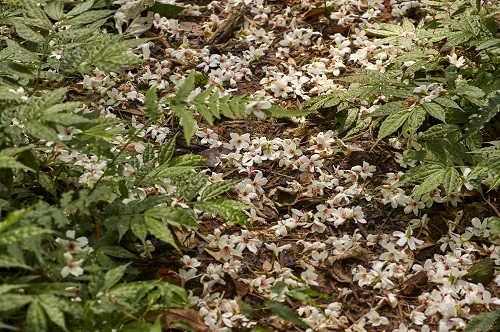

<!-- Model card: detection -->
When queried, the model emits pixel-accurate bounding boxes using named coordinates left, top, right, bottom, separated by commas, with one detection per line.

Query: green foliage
left=304, top=3, right=500, bottom=198
left=0, top=0, right=253, bottom=330
left=463, top=309, right=500, bottom=332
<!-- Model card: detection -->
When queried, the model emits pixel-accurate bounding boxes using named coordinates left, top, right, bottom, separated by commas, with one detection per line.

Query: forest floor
left=101, top=0, right=500, bottom=331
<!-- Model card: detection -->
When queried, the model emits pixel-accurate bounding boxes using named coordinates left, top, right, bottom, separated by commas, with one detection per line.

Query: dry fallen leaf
left=262, top=259, right=273, bottom=272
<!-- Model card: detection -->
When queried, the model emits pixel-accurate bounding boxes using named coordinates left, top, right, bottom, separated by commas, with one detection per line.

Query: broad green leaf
left=144, top=216, right=180, bottom=251
left=5, top=38, right=40, bottom=62
left=377, top=109, right=410, bottom=140
left=32, top=88, right=69, bottom=114
left=42, top=113, right=89, bottom=126
left=169, top=154, right=206, bottom=167
left=0, top=87, right=24, bottom=100
left=208, top=89, right=221, bottom=120
left=131, top=217, right=147, bottom=243
left=103, top=263, right=131, bottom=291
left=146, top=3, right=184, bottom=18
left=145, top=206, right=199, bottom=228
left=39, top=301, right=68, bottom=332
left=53, top=27, right=98, bottom=40
left=194, top=198, right=249, bottom=227
left=0, top=209, right=26, bottom=232
left=201, top=179, right=239, bottom=201
left=433, top=97, right=461, bottom=109
left=238, top=298, right=253, bottom=319
left=465, top=90, right=500, bottom=138
left=66, top=0, right=95, bottom=18
left=143, top=145, right=156, bottom=165
left=455, top=85, right=485, bottom=99
left=422, top=102, right=446, bottom=123
left=169, top=172, right=208, bottom=201
left=0, top=294, right=34, bottom=312
left=0, top=254, right=33, bottom=270
left=12, top=23, right=45, bottom=44
left=412, top=169, right=446, bottom=196
left=158, top=134, right=177, bottom=166
left=263, top=301, right=308, bottom=328
left=44, top=0, right=64, bottom=21
left=38, top=173, right=57, bottom=197
left=407, top=107, right=426, bottom=134
left=442, top=167, right=462, bottom=195
left=99, top=246, right=137, bottom=259
left=421, top=124, right=460, bottom=138
left=0, top=156, right=35, bottom=172
left=398, top=163, right=445, bottom=185
left=462, top=309, right=500, bottom=332
left=23, top=2, right=52, bottom=30
left=26, top=301, right=47, bottom=332
left=41, top=102, right=84, bottom=115
left=172, top=71, right=194, bottom=106
left=0, top=284, right=31, bottom=296
left=171, top=104, right=196, bottom=145
left=24, top=121, right=61, bottom=143
left=145, top=85, right=160, bottom=120
left=0, top=226, right=52, bottom=246
left=219, top=94, right=236, bottom=119
left=64, top=10, right=115, bottom=26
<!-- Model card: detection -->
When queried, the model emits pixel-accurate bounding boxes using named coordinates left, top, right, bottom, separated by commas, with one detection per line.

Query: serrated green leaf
left=433, top=97, right=461, bottom=109
left=26, top=301, right=47, bottom=332
left=145, top=86, right=160, bottom=120
left=442, top=167, right=462, bottom=195
left=146, top=3, right=184, bottom=18
left=131, top=217, right=147, bottom=243
left=421, top=124, right=460, bottom=138
left=207, top=89, right=220, bottom=120
left=24, top=121, right=61, bottom=143
left=41, top=101, right=84, bottom=115
left=143, top=145, right=155, bottom=164
left=170, top=172, right=208, bottom=201
left=158, top=134, right=177, bottom=166
left=12, top=22, right=45, bottom=44
left=144, top=216, right=180, bottom=251
left=23, top=2, right=52, bottom=30
left=145, top=206, right=199, bottom=228
left=377, top=109, right=410, bottom=140
left=462, top=309, right=500, bottom=332
left=0, top=294, right=34, bottom=312
left=455, top=85, right=485, bottom=99
left=408, top=107, right=427, bottom=134
left=66, top=0, right=95, bottom=18
left=54, top=27, right=97, bottom=41
left=398, top=163, right=445, bottom=185
left=0, top=254, right=33, bottom=270
left=37, top=173, right=57, bottom=197
left=263, top=301, right=308, bottom=328
left=42, top=113, right=89, bottom=126
left=422, top=102, right=446, bottom=123
left=39, top=300, right=68, bottom=332
left=465, top=90, right=500, bottom=138
left=0, top=226, right=52, bottom=246
left=4, top=38, right=40, bottom=62
left=64, top=10, right=115, bottom=26
left=44, top=1, right=64, bottom=21
left=0, top=209, right=26, bottom=233
left=201, top=179, right=239, bottom=201
left=194, top=199, right=249, bottom=227
left=219, top=94, right=235, bottom=119
left=103, top=263, right=131, bottom=291
left=32, top=88, right=69, bottom=114
left=264, top=105, right=313, bottom=118
left=238, top=298, right=253, bottom=318
left=170, top=104, right=196, bottom=146
left=412, top=169, right=446, bottom=196
left=169, top=154, right=206, bottom=167
left=153, top=166, right=196, bottom=178
left=0, top=156, right=35, bottom=172
left=99, top=246, right=137, bottom=259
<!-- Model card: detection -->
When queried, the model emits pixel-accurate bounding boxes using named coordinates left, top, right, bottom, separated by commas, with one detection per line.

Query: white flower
left=61, top=252, right=84, bottom=278
left=55, top=230, right=89, bottom=253
left=393, top=226, right=424, bottom=250
left=447, top=53, right=466, bottom=68
left=301, top=267, right=318, bottom=286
